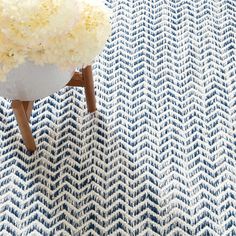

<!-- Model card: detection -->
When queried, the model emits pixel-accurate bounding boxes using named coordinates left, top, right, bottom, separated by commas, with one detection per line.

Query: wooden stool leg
left=12, top=100, right=36, bottom=152
left=22, top=101, right=34, bottom=121
left=82, top=66, right=97, bottom=113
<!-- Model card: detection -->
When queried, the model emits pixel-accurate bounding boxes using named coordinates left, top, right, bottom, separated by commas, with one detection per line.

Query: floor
left=0, top=0, right=236, bottom=235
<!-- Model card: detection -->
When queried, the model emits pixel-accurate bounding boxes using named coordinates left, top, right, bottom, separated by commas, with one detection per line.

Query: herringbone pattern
left=0, top=0, right=236, bottom=235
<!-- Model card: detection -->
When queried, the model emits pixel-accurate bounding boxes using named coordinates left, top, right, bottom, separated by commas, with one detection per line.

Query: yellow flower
left=0, top=0, right=111, bottom=81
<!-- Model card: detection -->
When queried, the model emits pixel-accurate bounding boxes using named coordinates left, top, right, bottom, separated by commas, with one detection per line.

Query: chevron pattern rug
left=0, top=0, right=236, bottom=235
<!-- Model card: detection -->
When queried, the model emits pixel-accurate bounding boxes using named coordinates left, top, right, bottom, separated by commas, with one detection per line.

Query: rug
left=0, top=0, right=236, bottom=235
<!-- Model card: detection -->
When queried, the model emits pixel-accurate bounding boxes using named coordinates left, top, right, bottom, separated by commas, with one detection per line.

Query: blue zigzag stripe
left=0, top=0, right=236, bottom=235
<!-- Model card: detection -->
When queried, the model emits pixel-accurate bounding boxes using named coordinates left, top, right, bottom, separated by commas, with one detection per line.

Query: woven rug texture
left=0, top=0, right=236, bottom=235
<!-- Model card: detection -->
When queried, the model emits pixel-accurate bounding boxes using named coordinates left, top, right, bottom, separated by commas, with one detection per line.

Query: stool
left=11, top=65, right=96, bottom=153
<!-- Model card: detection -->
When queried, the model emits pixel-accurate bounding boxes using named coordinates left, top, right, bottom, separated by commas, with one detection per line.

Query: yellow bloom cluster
left=0, top=0, right=111, bottom=81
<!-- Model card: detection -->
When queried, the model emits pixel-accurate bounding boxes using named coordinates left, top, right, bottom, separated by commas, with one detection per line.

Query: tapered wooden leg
left=82, top=66, right=97, bottom=113
left=12, top=100, right=36, bottom=152
left=22, top=101, right=34, bottom=121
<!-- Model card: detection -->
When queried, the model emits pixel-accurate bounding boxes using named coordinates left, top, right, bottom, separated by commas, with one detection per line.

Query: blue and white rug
left=0, top=0, right=236, bottom=235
